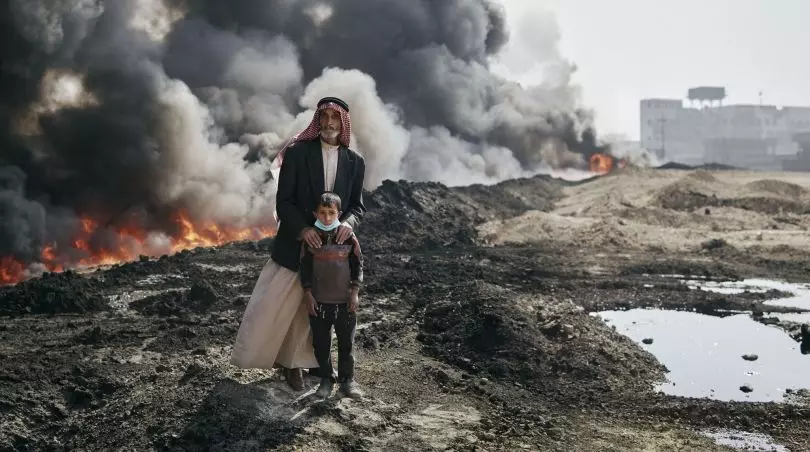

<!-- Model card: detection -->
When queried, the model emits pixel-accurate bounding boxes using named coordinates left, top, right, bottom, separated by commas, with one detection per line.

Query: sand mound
left=577, top=218, right=635, bottom=248
left=685, top=169, right=718, bottom=183
left=573, top=191, right=634, bottom=217
left=485, top=168, right=810, bottom=253
left=651, top=172, right=737, bottom=210
left=479, top=213, right=640, bottom=250
left=744, top=179, right=808, bottom=199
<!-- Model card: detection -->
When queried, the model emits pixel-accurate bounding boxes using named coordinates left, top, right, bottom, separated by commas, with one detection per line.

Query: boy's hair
left=315, top=192, right=342, bottom=211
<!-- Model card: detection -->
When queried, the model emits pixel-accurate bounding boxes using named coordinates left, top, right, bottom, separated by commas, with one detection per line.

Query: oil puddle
left=701, top=428, right=790, bottom=451
left=596, top=309, right=810, bottom=402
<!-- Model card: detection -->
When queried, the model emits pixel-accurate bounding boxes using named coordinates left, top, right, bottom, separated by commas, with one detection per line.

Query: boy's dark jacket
left=300, top=229, right=363, bottom=304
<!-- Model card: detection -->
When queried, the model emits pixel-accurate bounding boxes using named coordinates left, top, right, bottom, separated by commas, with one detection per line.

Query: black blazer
left=271, top=138, right=366, bottom=271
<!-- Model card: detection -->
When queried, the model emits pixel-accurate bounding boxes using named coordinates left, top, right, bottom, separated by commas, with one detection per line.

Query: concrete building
left=782, top=132, right=810, bottom=171
left=639, top=86, right=810, bottom=170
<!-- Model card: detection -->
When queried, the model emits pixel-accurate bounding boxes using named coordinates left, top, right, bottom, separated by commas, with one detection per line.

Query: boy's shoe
left=285, top=368, right=304, bottom=391
left=339, top=380, right=363, bottom=399
left=315, top=377, right=334, bottom=398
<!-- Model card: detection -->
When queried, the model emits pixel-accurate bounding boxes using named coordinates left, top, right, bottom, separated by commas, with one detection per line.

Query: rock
left=742, top=354, right=758, bottom=361
left=704, top=208, right=711, bottom=215
left=188, top=281, right=219, bottom=306
left=740, top=385, right=754, bottom=393
left=562, top=324, right=575, bottom=335
left=642, top=338, right=654, bottom=345
left=701, top=238, right=728, bottom=250
left=479, top=432, right=497, bottom=441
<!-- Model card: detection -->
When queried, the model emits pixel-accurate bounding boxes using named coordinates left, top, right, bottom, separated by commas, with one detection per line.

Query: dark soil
left=2, top=174, right=810, bottom=451
left=0, top=271, right=108, bottom=316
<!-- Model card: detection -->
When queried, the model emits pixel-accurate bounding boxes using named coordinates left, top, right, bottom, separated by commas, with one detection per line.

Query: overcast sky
left=495, top=0, right=810, bottom=140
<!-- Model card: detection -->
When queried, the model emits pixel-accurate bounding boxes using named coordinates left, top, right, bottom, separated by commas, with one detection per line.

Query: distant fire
left=589, top=153, right=627, bottom=175
left=0, top=211, right=275, bottom=286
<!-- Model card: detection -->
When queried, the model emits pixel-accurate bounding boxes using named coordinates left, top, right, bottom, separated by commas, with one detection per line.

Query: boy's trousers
left=309, top=302, right=357, bottom=382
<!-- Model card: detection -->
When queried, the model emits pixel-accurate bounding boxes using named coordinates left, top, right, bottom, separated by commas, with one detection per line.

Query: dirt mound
left=456, top=176, right=561, bottom=220
left=361, top=176, right=562, bottom=253
left=130, top=279, right=238, bottom=316
left=577, top=218, right=635, bottom=248
left=657, top=191, right=810, bottom=215
left=652, top=176, right=810, bottom=215
left=657, top=162, right=739, bottom=171
left=0, top=271, right=108, bottom=316
left=744, top=179, right=808, bottom=199
left=651, top=174, right=728, bottom=211
left=417, top=280, right=665, bottom=406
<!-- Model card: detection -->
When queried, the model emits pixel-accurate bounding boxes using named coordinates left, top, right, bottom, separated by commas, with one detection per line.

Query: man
left=231, top=96, right=367, bottom=391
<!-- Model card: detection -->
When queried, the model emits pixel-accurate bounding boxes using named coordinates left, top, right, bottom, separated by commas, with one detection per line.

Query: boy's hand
left=348, top=290, right=359, bottom=312
left=305, top=291, right=317, bottom=316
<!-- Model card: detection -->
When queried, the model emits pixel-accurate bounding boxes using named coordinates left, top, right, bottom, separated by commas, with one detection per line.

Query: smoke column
left=0, top=0, right=608, bottom=273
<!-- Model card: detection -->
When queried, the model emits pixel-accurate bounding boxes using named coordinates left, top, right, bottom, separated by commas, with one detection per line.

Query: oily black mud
left=2, top=174, right=810, bottom=451
left=0, top=271, right=108, bottom=316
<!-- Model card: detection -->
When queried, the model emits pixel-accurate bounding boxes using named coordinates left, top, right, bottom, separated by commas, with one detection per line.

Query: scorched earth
left=2, top=166, right=810, bottom=451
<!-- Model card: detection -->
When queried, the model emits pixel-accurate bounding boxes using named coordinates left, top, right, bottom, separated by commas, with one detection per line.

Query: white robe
left=230, top=140, right=340, bottom=369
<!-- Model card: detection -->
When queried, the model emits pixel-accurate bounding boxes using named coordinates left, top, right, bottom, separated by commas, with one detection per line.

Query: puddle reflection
left=686, top=279, right=810, bottom=311
left=596, top=309, right=810, bottom=402
left=701, top=428, right=789, bottom=452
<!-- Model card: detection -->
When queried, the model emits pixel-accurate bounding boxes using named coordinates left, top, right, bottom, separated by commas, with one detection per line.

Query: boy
left=300, top=192, right=364, bottom=399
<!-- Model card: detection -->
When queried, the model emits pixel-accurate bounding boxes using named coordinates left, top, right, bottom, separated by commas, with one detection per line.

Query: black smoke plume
left=0, top=0, right=608, bottom=278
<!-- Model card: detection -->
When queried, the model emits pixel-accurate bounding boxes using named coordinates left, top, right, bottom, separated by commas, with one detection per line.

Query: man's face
left=314, top=203, right=340, bottom=225
left=319, top=108, right=341, bottom=140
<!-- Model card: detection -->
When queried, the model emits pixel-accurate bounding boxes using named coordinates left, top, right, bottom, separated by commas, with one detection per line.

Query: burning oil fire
left=0, top=212, right=275, bottom=286
left=589, top=153, right=626, bottom=175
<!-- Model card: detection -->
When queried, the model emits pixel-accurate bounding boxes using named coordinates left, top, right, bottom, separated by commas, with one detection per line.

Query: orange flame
left=0, top=211, right=276, bottom=286
left=589, top=153, right=614, bottom=174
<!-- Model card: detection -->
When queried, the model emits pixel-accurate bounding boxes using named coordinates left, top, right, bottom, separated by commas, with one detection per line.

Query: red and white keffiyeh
left=271, top=101, right=352, bottom=170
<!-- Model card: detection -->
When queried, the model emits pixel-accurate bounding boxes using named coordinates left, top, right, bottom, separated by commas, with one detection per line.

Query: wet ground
left=2, top=173, right=810, bottom=451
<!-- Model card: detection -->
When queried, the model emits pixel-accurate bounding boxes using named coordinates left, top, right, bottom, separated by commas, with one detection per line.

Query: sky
left=495, top=0, right=810, bottom=141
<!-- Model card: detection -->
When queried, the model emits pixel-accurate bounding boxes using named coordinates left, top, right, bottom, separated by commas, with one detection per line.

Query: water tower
left=687, top=86, right=726, bottom=108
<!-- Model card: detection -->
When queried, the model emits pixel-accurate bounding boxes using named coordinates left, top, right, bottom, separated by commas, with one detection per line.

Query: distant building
left=782, top=132, right=810, bottom=171
left=639, top=86, right=810, bottom=170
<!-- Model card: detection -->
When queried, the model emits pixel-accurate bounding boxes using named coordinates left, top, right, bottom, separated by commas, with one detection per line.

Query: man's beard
left=320, top=129, right=339, bottom=141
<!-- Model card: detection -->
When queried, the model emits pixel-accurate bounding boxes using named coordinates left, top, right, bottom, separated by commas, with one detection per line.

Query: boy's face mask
left=314, top=218, right=341, bottom=231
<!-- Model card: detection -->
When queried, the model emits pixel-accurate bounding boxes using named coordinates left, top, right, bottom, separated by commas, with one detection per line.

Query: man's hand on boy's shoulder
left=300, top=227, right=322, bottom=249
left=336, top=222, right=354, bottom=244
